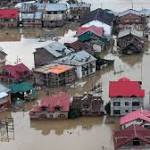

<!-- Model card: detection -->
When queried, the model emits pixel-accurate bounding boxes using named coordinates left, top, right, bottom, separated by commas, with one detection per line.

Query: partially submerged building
left=0, top=9, right=19, bottom=27
left=34, top=42, right=72, bottom=67
left=0, top=63, right=31, bottom=82
left=0, top=84, right=11, bottom=112
left=117, top=29, right=145, bottom=54
left=33, top=64, right=75, bottom=87
left=120, top=109, right=150, bottom=129
left=43, top=3, right=68, bottom=28
left=113, top=125, right=150, bottom=150
left=109, top=77, right=145, bottom=116
left=29, top=92, right=70, bottom=119
left=56, top=50, right=97, bottom=79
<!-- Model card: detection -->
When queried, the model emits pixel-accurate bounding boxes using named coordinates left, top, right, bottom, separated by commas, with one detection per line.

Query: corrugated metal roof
left=56, top=50, right=97, bottom=66
left=118, top=9, right=141, bottom=17
left=21, top=12, right=42, bottom=19
left=118, top=29, right=144, bottom=38
left=38, top=42, right=72, bottom=58
left=45, top=3, right=68, bottom=12
left=0, top=84, right=10, bottom=93
left=69, top=2, right=91, bottom=8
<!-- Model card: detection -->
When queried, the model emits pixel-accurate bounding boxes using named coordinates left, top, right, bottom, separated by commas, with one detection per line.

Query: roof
left=81, top=8, right=115, bottom=26
left=0, top=9, right=18, bottom=19
left=9, top=82, right=33, bottom=93
left=69, top=2, right=91, bottom=8
left=34, top=64, right=73, bottom=74
left=31, top=92, right=70, bottom=112
left=36, top=42, right=72, bottom=58
left=113, top=125, right=150, bottom=149
left=118, top=9, right=141, bottom=17
left=0, top=84, right=10, bottom=93
left=120, top=109, right=150, bottom=125
left=118, top=29, right=144, bottom=39
left=109, top=77, right=145, bottom=98
left=76, top=25, right=104, bottom=37
left=45, top=3, right=68, bottom=12
left=56, top=50, right=97, bottom=66
left=64, top=40, right=91, bottom=51
left=0, top=92, right=8, bottom=99
left=0, top=47, right=7, bottom=56
left=140, top=9, right=150, bottom=16
left=2, top=63, right=30, bottom=80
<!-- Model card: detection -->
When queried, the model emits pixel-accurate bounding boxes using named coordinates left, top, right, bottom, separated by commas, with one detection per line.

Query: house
left=9, top=81, right=36, bottom=101
left=81, top=8, right=115, bottom=36
left=120, top=109, right=150, bottom=129
left=0, top=84, right=11, bottom=112
left=68, top=2, right=91, bottom=20
left=56, top=50, right=97, bottom=79
left=109, top=77, right=145, bottom=116
left=34, top=42, right=73, bottom=67
left=43, top=3, right=68, bottom=28
left=0, top=63, right=31, bottom=82
left=33, top=64, right=75, bottom=87
left=71, top=93, right=103, bottom=117
left=113, top=125, right=150, bottom=150
left=29, top=92, right=70, bottom=119
left=0, top=9, right=19, bottom=27
left=117, top=29, right=145, bottom=54
left=0, top=47, right=7, bottom=67
left=21, top=12, right=42, bottom=27
left=116, top=9, right=145, bottom=31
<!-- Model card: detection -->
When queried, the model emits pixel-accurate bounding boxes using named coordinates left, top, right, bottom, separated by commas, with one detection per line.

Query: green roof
left=10, top=82, right=33, bottom=93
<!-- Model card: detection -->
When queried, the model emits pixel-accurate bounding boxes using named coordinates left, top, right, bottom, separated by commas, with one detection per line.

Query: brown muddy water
left=0, top=1, right=150, bottom=150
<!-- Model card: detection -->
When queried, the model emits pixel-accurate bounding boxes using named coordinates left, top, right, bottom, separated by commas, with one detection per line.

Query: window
left=55, top=106, right=61, bottom=111
left=125, top=110, right=129, bottom=113
left=113, top=102, right=120, bottom=106
left=133, top=138, right=140, bottom=146
left=125, top=102, right=129, bottom=106
left=113, top=110, right=120, bottom=115
left=132, top=102, right=140, bottom=106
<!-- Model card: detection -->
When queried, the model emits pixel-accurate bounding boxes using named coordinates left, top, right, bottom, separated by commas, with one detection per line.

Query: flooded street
left=0, top=0, right=150, bottom=150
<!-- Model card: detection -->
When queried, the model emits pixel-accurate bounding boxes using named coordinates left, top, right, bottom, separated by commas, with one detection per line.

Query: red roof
left=120, top=109, right=150, bottom=125
left=113, top=125, right=150, bottom=149
left=0, top=9, right=18, bottom=19
left=109, top=77, right=145, bottom=98
left=1, top=63, right=30, bottom=80
left=31, top=92, right=70, bottom=113
left=76, top=25, right=104, bottom=37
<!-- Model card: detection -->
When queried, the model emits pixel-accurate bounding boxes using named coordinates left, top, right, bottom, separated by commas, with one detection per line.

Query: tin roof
left=0, top=9, right=18, bottom=19
left=120, top=109, right=150, bottom=125
left=56, top=50, right=96, bottom=66
left=34, top=64, right=73, bottom=74
left=113, top=125, right=150, bottom=149
left=0, top=84, right=10, bottom=93
left=118, top=29, right=144, bottom=38
left=21, top=12, right=42, bottom=19
left=69, top=2, right=91, bottom=8
left=45, top=3, right=68, bottom=11
left=118, top=9, right=141, bottom=17
left=36, top=42, right=72, bottom=58
left=76, top=25, right=104, bottom=37
left=109, top=77, right=145, bottom=98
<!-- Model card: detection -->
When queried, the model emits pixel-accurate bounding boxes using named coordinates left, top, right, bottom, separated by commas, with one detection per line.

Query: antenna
left=131, top=0, right=133, bottom=9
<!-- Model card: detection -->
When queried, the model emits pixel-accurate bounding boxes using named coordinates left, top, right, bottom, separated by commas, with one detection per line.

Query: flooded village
left=0, top=0, right=150, bottom=150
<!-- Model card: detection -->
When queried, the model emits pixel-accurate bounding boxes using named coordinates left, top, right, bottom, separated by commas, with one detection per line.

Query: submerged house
left=109, top=77, right=145, bottom=116
left=116, top=9, right=145, bottom=31
left=0, top=47, right=7, bottom=67
left=56, top=50, right=97, bottom=79
left=113, top=125, right=150, bottom=150
left=81, top=8, right=115, bottom=36
left=0, top=63, right=31, bottom=82
left=117, top=29, right=145, bottom=54
left=43, top=3, right=68, bottom=28
left=0, top=9, right=19, bottom=27
left=34, top=42, right=72, bottom=67
left=68, top=2, right=91, bottom=20
left=71, top=93, right=103, bottom=117
left=33, top=64, right=75, bottom=87
left=0, top=84, right=11, bottom=111
left=120, top=109, right=150, bottom=129
left=29, top=92, right=70, bottom=119
left=10, top=81, right=36, bottom=101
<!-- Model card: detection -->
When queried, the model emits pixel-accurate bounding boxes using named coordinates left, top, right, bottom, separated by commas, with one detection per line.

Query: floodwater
left=0, top=0, right=150, bottom=150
